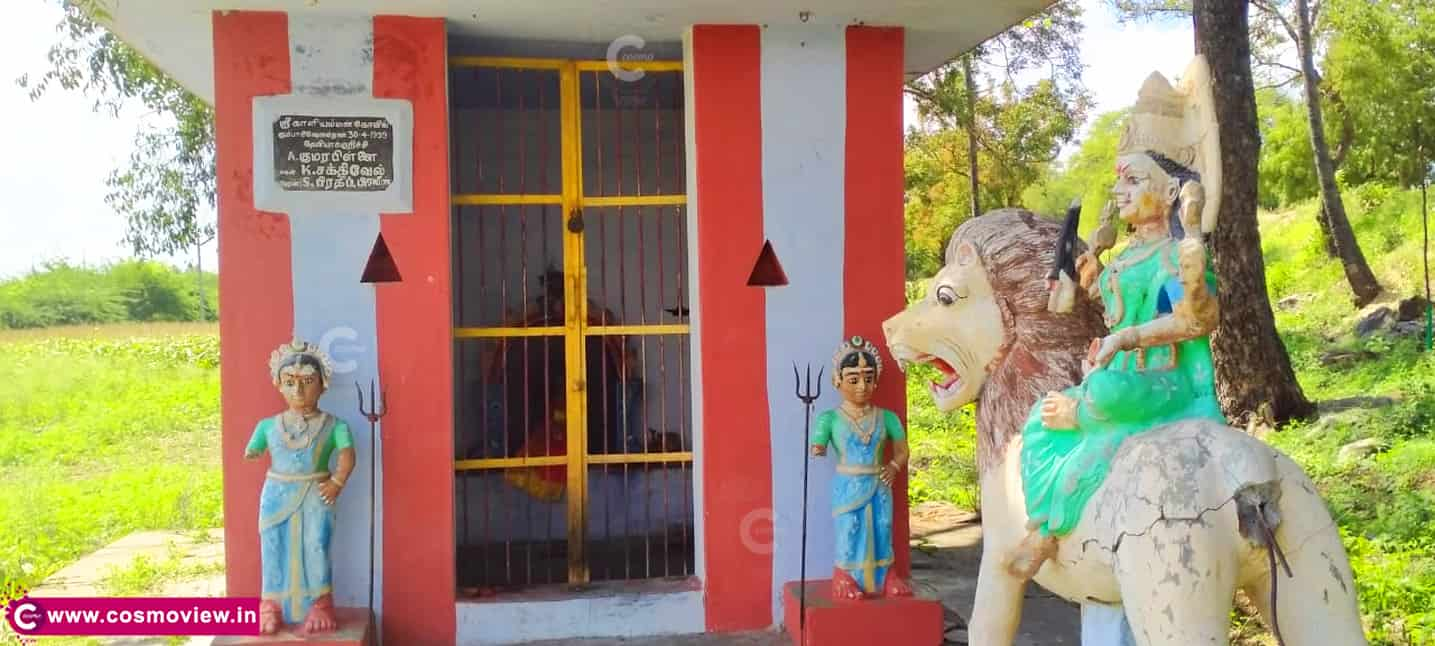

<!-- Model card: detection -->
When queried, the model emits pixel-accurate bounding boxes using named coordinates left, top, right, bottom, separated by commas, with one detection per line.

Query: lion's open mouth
left=926, top=355, right=963, bottom=399
left=900, top=352, right=963, bottom=401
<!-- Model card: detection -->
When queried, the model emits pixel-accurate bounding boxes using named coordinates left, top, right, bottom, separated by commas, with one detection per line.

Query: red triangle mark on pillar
left=747, top=239, right=788, bottom=287
left=361, top=232, right=403, bottom=283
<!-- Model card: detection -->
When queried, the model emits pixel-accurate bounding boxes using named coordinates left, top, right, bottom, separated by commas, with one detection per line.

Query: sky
left=0, top=0, right=1195, bottom=280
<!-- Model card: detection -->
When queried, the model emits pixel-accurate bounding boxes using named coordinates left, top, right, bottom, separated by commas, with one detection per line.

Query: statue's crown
left=1116, top=56, right=1223, bottom=234
left=831, top=335, right=883, bottom=378
left=268, top=336, right=336, bottom=385
left=1117, top=71, right=1197, bottom=167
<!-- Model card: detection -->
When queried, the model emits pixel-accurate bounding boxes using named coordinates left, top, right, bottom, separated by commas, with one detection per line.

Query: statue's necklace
left=279, top=410, right=325, bottom=450
left=840, top=406, right=878, bottom=445
left=1103, top=238, right=1169, bottom=327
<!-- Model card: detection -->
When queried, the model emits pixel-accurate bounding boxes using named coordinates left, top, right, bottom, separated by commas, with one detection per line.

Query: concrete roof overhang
left=102, top=0, right=1057, bottom=104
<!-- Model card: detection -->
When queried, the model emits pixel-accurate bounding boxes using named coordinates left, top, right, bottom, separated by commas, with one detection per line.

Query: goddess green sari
left=1020, top=238, right=1226, bottom=537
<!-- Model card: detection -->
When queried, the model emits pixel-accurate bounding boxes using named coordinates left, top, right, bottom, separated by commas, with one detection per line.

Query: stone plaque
left=252, top=96, right=413, bottom=214
left=273, top=115, right=394, bottom=192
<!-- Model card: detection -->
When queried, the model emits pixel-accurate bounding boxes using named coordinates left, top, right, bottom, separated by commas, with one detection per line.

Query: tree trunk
left=1195, top=0, right=1316, bottom=423
left=195, top=241, right=208, bottom=321
left=964, top=53, right=980, bottom=218
left=1317, top=204, right=1337, bottom=257
left=1295, top=0, right=1383, bottom=306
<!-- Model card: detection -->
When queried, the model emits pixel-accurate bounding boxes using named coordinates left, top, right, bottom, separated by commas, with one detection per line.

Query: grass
left=0, top=324, right=223, bottom=595
left=100, top=541, right=225, bottom=597
left=903, top=185, right=1435, bottom=645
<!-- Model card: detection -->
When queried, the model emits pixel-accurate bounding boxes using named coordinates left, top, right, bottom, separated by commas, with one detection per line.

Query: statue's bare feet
left=1006, top=530, right=1058, bottom=580
left=301, top=594, right=338, bottom=633
left=1040, top=392, right=1079, bottom=430
left=258, top=600, right=283, bottom=635
left=882, top=573, right=914, bottom=597
left=831, top=568, right=866, bottom=601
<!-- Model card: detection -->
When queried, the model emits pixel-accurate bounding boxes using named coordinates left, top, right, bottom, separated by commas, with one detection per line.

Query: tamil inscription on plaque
left=273, top=115, right=394, bottom=192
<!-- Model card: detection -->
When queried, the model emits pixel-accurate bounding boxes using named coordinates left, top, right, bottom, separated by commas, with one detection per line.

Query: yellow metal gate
left=450, top=56, right=694, bottom=589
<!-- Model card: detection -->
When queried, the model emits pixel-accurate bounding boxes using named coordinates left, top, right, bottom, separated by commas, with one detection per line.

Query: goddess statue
left=810, top=335, right=914, bottom=600
left=1013, top=62, right=1227, bottom=575
left=244, top=338, right=356, bottom=633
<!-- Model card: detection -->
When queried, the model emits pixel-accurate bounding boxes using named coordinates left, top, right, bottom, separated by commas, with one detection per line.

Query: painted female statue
left=1013, top=66, right=1227, bottom=576
left=245, top=338, right=356, bottom=633
left=810, top=335, right=913, bottom=600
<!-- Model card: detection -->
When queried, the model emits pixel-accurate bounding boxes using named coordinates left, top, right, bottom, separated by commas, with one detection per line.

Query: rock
left=1277, top=294, right=1305, bottom=311
left=1338, top=437, right=1388, bottom=462
left=1320, top=348, right=1377, bottom=368
left=1392, top=320, right=1425, bottom=338
left=1355, top=306, right=1395, bottom=337
left=1397, top=296, right=1430, bottom=322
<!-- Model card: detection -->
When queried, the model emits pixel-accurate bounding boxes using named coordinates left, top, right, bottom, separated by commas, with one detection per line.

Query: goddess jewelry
left=840, top=405, right=878, bottom=445
left=1102, top=238, right=1171, bottom=327
left=278, top=411, right=327, bottom=450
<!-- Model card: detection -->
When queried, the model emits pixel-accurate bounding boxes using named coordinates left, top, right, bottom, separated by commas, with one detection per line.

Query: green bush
left=0, top=260, right=216, bottom=329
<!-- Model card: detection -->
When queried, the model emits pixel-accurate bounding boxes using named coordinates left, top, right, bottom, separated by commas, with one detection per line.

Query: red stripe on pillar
left=372, top=16, right=455, bottom=646
left=213, top=10, right=292, bottom=601
left=691, top=25, right=773, bottom=631
left=843, top=26, right=910, bottom=579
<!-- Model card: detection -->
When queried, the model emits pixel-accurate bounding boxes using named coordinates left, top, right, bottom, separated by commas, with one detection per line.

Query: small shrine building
left=99, top=1, right=1056, bottom=643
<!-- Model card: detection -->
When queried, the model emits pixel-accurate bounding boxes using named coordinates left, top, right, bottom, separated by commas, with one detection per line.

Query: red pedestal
left=212, top=607, right=373, bottom=646
left=782, top=580, right=943, bottom=646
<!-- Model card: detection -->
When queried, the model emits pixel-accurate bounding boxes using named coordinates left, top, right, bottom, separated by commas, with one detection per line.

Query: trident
left=356, top=380, right=387, bottom=622
left=793, top=362, right=823, bottom=638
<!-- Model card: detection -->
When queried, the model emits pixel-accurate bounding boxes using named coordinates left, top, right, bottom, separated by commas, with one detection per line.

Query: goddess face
left=277, top=361, right=325, bottom=413
left=835, top=353, right=878, bottom=407
left=1112, top=153, right=1178, bottom=225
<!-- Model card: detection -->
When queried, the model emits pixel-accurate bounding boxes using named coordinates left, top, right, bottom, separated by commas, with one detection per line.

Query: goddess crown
left=831, top=335, right=883, bottom=379
left=1116, top=55, right=1222, bottom=234
left=268, top=337, right=336, bottom=387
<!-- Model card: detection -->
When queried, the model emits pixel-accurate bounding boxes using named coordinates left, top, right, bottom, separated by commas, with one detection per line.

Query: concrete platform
left=782, top=579, right=943, bottom=646
left=211, top=607, right=373, bottom=646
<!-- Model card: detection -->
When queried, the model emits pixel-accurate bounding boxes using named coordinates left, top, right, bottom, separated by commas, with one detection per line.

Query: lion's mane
left=946, top=208, right=1109, bottom=471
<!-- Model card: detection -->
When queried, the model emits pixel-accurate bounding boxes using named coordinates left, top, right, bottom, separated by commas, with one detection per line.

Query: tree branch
left=1250, top=0, right=1300, bottom=44
left=1253, top=55, right=1303, bottom=77
left=1256, top=73, right=1303, bottom=91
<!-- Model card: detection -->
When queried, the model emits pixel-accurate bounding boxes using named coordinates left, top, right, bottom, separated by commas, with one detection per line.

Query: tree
left=1288, top=0, right=1383, bottom=305
left=17, top=1, right=217, bottom=266
left=1255, top=89, right=1319, bottom=211
left=903, top=1, right=1091, bottom=279
left=1322, top=0, right=1435, bottom=190
left=903, top=79, right=1086, bottom=279
left=1194, top=0, right=1316, bottom=422
left=1022, top=108, right=1129, bottom=230
left=1112, top=0, right=1385, bottom=306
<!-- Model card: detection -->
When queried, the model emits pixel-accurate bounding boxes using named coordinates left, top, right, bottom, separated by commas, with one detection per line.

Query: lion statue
left=881, top=209, right=1365, bottom=646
